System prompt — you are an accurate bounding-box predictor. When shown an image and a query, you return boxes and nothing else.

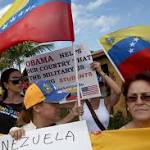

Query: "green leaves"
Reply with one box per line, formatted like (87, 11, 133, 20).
(0, 41, 54, 71)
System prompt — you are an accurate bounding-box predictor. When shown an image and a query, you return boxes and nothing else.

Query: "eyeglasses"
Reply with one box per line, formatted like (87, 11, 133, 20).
(9, 78, 22, 85)
(127, 93, 150, 102)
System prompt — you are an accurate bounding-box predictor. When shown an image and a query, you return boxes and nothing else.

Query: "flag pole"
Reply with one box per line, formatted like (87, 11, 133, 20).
(72, 42, 82, 120)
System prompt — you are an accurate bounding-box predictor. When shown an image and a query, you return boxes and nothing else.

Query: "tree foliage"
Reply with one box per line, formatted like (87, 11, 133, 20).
(0, 41, 53, 71)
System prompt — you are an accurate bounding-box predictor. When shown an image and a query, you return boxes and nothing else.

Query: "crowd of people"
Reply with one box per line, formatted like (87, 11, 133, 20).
(0, 61, 150, 141)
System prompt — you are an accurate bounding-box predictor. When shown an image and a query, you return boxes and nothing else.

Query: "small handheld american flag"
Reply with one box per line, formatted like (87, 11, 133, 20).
(81, 85, 99, 97)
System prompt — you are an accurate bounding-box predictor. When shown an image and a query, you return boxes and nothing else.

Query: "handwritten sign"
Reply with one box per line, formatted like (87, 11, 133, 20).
(25, 45, 101, 102)
(0, 121, 92, 150)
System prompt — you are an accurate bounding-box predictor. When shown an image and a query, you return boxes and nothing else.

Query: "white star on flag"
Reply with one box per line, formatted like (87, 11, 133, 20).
(1, 24, 7, 30)
(128, 48, 134, 53)
(18, 11, 24, 17)
(25, 7, 30, 13)
(30, 5, 36, 10)
(133, 37, 139, 42)
(10, 16, 16, 22)
(130, 42, 136, 47)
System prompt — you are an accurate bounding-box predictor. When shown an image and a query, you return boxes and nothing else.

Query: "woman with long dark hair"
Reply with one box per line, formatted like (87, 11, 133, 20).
(0, 68, 23, 134)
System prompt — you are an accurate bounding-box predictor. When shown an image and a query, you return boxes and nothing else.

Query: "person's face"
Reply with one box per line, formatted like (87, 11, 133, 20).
(127, 80, 150, 121)
(22, 76, 30, 92)
(38, 102, 61, 123)
(6, 71, 23, 93)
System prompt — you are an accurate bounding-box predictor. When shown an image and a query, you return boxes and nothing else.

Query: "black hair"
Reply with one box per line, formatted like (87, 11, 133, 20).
(1, 68, 20, 100)
(22, 68, 29, 82)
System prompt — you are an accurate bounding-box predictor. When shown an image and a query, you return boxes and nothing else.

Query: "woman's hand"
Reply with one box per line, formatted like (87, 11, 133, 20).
(70, 102, 84, 117)
(91, 61, 106, 76)
(9, 128, 25, 140)
(91, 61, 102, 73)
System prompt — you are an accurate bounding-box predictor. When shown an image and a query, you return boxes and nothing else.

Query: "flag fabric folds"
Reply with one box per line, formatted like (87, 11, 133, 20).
(0, 0, 74, 53)
(91, 128, 150, 150)
(100, 25, 150, 80)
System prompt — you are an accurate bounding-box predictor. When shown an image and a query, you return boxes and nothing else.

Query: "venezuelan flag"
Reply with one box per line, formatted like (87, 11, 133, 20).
(91, 128, 150, 150)
(0, 0, 28, 27)
(0, 0, 74, 53)
(100, 25, 150, 80)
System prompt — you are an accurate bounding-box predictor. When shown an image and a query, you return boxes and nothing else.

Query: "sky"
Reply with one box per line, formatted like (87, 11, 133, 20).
(0, 0, 150, 51)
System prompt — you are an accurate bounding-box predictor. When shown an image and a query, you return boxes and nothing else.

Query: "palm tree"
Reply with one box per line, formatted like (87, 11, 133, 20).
(0, 41, 54, 71)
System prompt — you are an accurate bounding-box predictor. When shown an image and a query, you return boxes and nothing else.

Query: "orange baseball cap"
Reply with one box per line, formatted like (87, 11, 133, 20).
(24, 80, 69, 109)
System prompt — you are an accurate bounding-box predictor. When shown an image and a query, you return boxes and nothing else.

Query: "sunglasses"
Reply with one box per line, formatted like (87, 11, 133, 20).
(127, 93, 150, 102)
(9, 78, 23, 85)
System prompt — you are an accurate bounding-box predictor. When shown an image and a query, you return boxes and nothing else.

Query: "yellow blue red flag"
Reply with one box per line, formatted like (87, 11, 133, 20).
(0, 0, 74, 54)
(100, 25, 150, 80)
(91, 128, 150, 150)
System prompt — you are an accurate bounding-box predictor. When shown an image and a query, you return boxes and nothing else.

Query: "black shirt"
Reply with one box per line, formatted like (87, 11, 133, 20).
(0, 101, 22, 134)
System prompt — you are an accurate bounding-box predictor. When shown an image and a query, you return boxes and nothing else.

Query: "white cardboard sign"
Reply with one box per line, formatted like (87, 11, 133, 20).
(0, 121, 92, 150)
(25, 45, 101, 102)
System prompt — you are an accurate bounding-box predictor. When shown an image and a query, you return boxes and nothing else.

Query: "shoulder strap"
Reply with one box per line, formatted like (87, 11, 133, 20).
(85, 100, 106, 131)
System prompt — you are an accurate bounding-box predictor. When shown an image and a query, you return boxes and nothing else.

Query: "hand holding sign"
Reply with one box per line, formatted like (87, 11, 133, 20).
(1, 121, 92, 150)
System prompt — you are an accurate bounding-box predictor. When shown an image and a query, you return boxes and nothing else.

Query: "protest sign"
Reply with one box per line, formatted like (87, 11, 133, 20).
(0, 121, 92, 150)
(25, 45, 101, 102)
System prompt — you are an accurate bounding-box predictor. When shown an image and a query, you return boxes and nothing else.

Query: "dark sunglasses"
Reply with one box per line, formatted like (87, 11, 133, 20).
(127, 93, 150, 102)
(9, 78, 23, 85)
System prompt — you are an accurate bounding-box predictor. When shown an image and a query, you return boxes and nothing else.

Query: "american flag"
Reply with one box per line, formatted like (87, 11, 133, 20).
(81, 85, 99, 96)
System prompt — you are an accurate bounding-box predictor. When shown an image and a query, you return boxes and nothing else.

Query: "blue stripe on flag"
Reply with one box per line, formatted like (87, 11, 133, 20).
(108, 37, 150, 66)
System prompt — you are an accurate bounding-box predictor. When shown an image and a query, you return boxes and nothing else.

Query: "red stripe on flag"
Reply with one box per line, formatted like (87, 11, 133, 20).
(0, 1, 74, 53)
(119, 48, 150, 80)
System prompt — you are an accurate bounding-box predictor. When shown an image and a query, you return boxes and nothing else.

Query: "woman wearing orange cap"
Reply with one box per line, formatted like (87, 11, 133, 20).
(9, 80, 82, 140)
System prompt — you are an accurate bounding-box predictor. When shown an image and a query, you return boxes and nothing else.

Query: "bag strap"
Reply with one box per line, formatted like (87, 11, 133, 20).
(85, 100, 106, 131)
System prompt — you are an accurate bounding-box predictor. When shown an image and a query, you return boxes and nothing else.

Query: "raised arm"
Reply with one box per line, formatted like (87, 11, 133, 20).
(91, 61, 121, 110)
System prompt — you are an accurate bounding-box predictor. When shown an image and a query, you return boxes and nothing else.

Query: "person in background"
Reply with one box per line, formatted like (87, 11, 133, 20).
(120, 71, 150, 129)
(9, 80, 82, 139)
(0, 68, 23, 134)
(22, 68, 30, 95)
(82, 61, 121, 133)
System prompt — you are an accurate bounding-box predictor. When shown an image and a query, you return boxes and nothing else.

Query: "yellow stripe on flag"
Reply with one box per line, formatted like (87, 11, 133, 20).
(91, 128, 150, 150)
(0, 0, 28, 27)
(100, 25, 150, 52)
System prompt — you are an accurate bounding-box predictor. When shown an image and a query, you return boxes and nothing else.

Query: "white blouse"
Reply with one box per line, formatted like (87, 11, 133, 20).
(82, 99, 110, 133)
